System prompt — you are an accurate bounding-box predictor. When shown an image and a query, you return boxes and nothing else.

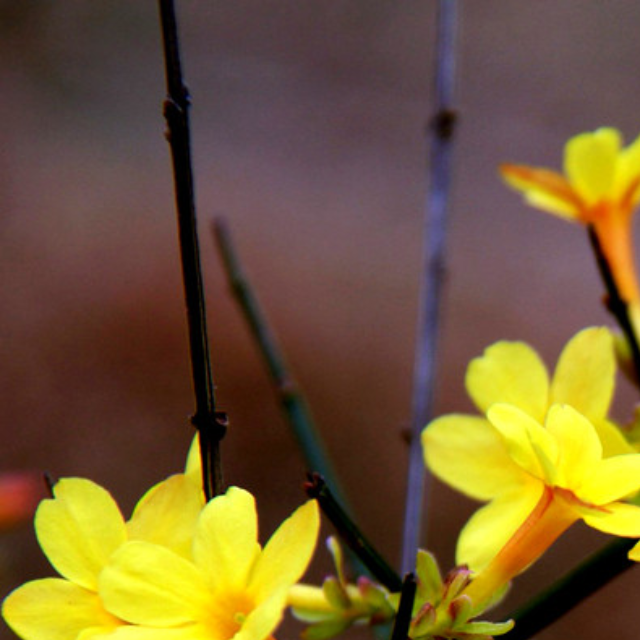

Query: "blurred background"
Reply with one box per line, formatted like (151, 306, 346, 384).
(2, 1, 640, 638)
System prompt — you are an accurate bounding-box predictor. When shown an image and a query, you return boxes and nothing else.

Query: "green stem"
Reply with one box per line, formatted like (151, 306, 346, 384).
(212, 218, 351, 511)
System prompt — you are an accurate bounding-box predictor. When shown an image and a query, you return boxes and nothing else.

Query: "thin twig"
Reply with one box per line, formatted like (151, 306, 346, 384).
(306, 473, 403, 592)
(401, 0, 459, 574)
(504, 538, 636, 640)
(390, 573, 417, 640)
(213, 218, 351, 511)
(158, 0, 226, 500)
(43, 472, 56, 498)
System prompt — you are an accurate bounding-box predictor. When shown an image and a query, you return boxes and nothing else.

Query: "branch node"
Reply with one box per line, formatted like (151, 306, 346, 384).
(429, 108, 458, 140)
(191, 410, 229, 442)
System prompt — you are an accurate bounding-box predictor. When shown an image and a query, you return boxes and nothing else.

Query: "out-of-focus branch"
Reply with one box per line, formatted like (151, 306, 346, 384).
(401, 0, 459, 574)
(212, 218, 351, 511)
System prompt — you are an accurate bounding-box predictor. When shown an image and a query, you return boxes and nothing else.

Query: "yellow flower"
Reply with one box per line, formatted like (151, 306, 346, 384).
(423, 327, 632, 530)
(422, 327, 640, 610)
(2, 474, 204, 640)
(98, 486, 320, 640)
(458, 403, 640, 609)
(501, 128, 640, 311)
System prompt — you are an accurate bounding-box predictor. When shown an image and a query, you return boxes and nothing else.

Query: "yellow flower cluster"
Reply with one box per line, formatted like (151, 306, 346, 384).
(2, 452, 319, 640)
(7, 125, 640, 640)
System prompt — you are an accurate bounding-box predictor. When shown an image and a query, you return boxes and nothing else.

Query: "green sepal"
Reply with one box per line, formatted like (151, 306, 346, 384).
(415, 550, 443, 605)
(302, 619, 351, 640)
(323, 576, 350, 610)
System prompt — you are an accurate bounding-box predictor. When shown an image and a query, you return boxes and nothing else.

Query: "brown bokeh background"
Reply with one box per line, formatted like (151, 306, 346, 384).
(2, 2, 640, 639)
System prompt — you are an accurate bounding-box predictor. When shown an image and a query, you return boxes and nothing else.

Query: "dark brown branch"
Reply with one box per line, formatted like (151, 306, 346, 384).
(306, 473, 403, 592)
(158, 0, 225, 500)
(390, 573, 417, 640)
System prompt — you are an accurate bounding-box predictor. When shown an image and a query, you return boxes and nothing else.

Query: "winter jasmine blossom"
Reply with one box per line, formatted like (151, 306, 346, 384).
(501, 128, 640, 329)
(99, 486, 319, 640)
(457, 402, 640, 609)
(2, 473, 204, 640)
(422, 328, 640, 610)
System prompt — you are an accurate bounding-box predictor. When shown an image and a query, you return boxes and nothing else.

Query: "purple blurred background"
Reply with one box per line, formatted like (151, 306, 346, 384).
(2, 2, 640, 638)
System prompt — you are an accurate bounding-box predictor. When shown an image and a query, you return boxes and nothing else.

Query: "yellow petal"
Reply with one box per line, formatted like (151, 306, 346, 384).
(36, 478, 127, 590)
(593, 419, 636, 457)
(193, 487, 260, 593)
(456, 483, 543, 572)
(234, 590, 288, 640)
(544, 404, 601, 490)
(628, 539, 640, 562)
(499, 164, 581, 220)
(127, 474, 204, 559)
(248, 500, 319, 603)
(581, 500, 640, 536)
(524, 189, 582, 220)
(96, 625, 206, 640)
(578, 455, 640, 504)
(565, 128, 621, 205)
(615, 132, 640, 203)
(422, 415, 525, 501)
(99, 541, 209, 626)
(184, 435, 202, 486)
(465, 341, 549, 423)
(487, 404, 558, 481)
(549, 327, 615, 423)
(2, 578, 121, 640)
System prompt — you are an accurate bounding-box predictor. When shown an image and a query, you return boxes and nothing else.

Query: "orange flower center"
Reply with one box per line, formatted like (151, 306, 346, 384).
(205, 590, 256, 640)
